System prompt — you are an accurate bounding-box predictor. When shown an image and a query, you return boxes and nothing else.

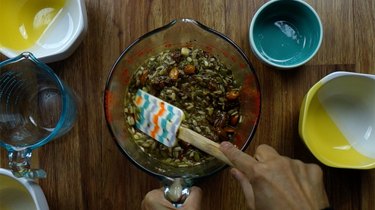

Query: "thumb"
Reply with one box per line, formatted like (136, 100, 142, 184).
(141, 188, 176, 210)
(181, 186, 202, 210)
(231, 168, 255, 210)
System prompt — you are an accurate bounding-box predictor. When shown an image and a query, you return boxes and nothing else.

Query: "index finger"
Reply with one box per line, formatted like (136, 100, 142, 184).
(220, 141, 257, 171)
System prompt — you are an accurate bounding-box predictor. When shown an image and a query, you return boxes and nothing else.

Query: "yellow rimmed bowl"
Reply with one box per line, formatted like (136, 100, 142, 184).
(299, 71, 375, 169)
(0, 0, 87, 63)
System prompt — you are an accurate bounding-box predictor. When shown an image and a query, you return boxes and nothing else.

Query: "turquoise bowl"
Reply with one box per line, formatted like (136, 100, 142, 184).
(249, 0, 323, 69)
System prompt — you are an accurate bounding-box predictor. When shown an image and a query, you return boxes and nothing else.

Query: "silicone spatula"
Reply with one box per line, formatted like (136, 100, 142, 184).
(134, 89, 233, 166)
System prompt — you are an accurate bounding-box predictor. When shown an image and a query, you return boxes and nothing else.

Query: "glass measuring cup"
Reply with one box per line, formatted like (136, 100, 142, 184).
(0, 52, 77, 179)
(105, 19, 261, 205)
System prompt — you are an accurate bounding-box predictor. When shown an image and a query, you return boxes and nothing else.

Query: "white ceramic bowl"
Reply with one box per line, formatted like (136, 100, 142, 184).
(0, 168, 49, 210)
(299, 71, 375, 169)
(0, 0, 87, 63)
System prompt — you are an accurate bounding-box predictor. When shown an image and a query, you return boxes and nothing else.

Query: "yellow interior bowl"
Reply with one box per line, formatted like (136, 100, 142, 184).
(0, 0, 87, 63)
(299, 71, 375, 169)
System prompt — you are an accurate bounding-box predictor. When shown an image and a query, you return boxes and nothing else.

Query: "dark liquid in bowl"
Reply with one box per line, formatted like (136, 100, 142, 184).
(124, 47, 241, 167)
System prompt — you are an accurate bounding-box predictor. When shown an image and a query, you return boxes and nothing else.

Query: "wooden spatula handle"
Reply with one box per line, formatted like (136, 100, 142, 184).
(178, 127, 233, 166)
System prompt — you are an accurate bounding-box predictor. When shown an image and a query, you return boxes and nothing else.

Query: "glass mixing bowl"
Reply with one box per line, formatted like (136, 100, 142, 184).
(104, 18, 261, 203)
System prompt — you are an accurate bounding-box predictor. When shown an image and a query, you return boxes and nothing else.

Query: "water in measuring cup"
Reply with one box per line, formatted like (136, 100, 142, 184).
(257, 19, 307, 64)
(0, 70, 62, 149)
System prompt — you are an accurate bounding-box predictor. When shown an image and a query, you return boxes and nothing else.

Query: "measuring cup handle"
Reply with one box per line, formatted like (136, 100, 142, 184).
(8, 149, 47, 179)
(162, 177, 192, 207)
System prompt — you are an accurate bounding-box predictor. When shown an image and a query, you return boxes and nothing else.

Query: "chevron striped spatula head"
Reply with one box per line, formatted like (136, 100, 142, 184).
(134, 89, 184, 147)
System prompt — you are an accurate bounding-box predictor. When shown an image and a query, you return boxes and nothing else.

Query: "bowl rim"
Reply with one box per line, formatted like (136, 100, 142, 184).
(0, 0, 88, 63)
(0, 168, 49, 210)
(299, 71, 375, 169)
(248, 0, 323, 69)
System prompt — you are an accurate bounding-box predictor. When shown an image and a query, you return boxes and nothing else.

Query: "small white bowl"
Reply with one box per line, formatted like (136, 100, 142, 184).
(0, 168, 49, 210)
(0, 0, 88, 63)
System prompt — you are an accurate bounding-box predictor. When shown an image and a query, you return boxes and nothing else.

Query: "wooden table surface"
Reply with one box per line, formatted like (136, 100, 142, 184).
(1, 0, 375, 209)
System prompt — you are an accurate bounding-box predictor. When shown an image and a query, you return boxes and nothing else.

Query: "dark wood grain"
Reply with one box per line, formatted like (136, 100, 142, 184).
(1, 0, 375, 209)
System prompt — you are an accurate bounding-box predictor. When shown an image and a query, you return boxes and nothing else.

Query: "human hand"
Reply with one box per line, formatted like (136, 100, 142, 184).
(220, 142, 329, 210)
(141, 186, 202, 210)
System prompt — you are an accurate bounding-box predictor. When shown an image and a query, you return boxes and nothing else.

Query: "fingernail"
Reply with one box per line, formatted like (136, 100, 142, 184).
(220, 141, 233, 150)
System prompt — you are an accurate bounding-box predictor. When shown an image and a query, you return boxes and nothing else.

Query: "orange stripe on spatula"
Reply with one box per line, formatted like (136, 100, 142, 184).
(150, 102, 166, 138)
(135, 95, 143, 105)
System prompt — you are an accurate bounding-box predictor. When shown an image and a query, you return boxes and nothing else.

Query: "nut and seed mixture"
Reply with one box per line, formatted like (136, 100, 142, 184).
(124, 47, 241, 167)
